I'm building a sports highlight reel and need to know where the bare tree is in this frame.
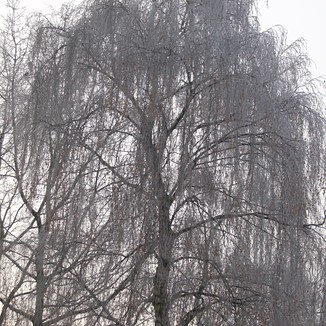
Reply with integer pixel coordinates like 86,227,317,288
0,0,325,325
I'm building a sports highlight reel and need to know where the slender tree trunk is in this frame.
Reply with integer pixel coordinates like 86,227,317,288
153,195,174,326
33,226,47,326
141,115,174,325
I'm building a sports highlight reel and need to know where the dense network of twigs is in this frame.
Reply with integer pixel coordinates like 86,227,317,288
0,0,325,325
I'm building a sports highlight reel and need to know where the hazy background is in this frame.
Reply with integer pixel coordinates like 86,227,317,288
259,0,325,79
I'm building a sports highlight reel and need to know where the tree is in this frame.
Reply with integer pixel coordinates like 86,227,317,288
0,0,325,325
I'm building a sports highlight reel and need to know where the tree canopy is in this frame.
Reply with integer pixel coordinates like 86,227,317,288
0,0,325,325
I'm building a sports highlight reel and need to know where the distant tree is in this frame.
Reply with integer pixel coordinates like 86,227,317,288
0,0,325,325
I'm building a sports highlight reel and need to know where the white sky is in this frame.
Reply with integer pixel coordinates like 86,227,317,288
259,0,326,79
0,0,325,78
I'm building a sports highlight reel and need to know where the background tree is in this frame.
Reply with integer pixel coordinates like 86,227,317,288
0,0,325,325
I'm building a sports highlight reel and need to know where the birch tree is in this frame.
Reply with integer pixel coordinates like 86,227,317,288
0,0,325,325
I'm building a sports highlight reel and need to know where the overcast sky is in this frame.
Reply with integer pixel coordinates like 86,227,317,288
1,0,325,78
259,0,326,78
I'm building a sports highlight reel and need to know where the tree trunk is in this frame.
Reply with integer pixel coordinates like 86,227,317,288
33,226,47,326
153,195,174,326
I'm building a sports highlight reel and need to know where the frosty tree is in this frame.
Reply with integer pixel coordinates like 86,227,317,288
0,0,325,325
